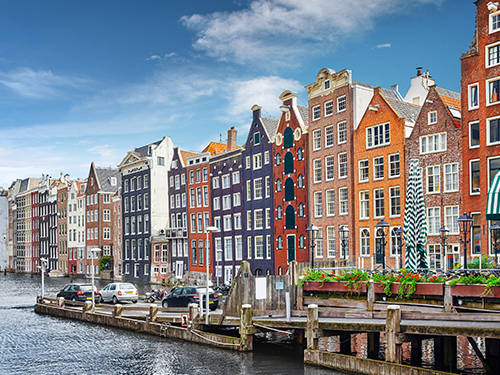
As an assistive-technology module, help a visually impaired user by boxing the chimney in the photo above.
[227,127,237,151]
[252,104,261,123]
[416,67,423,77]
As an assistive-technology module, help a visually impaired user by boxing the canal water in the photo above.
[0,273,340,375]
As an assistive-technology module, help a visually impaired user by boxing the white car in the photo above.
[100,282,138,304]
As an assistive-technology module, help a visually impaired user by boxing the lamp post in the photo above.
[439,226,449,271]
[395,227,404,270]
[90,248,101,313]
[338,226,349,267]
[216,248,222,287]
[491,224,500,266]
[205,226,219,325]
[306,224,319,269]
[375,219,390,270]
[457,212,473,272]
[38,258,48,300]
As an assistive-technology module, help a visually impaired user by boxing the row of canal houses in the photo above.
[3,1,499,285]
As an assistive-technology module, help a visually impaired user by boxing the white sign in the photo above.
[255,277,267,300]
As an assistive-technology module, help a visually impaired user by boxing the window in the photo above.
[470,159,480,194]
[236,237,243,260]
[326,189,335,216]
[264,151,270,164]
[360,229,370,257]
[181,174,185,185]
[444,163,459,192]
[313,105,321,121]
[359,160,369,182]
[247,210,252,229]
[490,11,500,33]
[313,129,321,150]
[298,203,305,217]
[427,165,440,193]
[213,197,220,210]
[488,43,500,67]
[213,177,219,189]
[337,95,346,112]
[325,100,333,116]
[367,123,390,148]
[275,153,281,166]
[389,154,400,178]
[338,153,347,178]
[470,121,480,148]
[254,132,260,145]
[277,236,283,250]
[337,121,347,144]
[253,154,262,169]
[285,205,295,229]
[175,175,180,190]
[360,191,369,219]
[233,193,241,207]
[313,159,322,183]
[373,156,384,180]
[266,208,271,228]
[284,152,294,174]
[203,186,209,206]
[223,195,231,210]
[284,127,293,148]
[472,213,482,255]
[299,234,305,249]
[445,206,459,234]
[428,207,441,235]
[245,156,251,169]
[103,227,110,240]
[276,178,282,192]
[157,157,164,166]
[487,77,500,105]
[169,176,174,188]
[420,133,446,154]
[325,125,334,147]
[324,79,330,90]
[469,83,479,110]
[225,238,233,261]
[234,214,242,230]
[222,174,230,189]
[374,189,384,218]
[428,244,442,269]
[103,209,110,222]
[195,169,201,183]
[224,215,232,231]
[265,176,271,198]
[389,186,401,217]
[314,191,322,217]
[254,209,263,229]
[189,170,194,184]
[203,168,208,182]
[277,206,282,220]
[339,187,348,215]
[428,111,437,125]
[297,148,303,160]
[189,188,195,208]
[284,178,294,201]
[247,237,252,259]
[315,227,323,258]
[254,178,263,199]
[297,175,304,189]
[488,116,500,144]
[325,156,334,181]
[490,157,500,187]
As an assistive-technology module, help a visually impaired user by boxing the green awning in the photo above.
[487,170,500,220]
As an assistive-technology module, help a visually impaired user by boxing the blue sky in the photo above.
[0,0,474,187]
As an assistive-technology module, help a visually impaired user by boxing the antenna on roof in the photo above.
[220,133,222,142]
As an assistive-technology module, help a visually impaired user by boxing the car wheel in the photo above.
[162,300,168,308]
[132,300,137,304]
[112,296,118,305]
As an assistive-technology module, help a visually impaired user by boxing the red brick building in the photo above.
[272,90,309,274]
[461,0,500,259]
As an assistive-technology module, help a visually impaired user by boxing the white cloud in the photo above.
[0,67,88,99]
[146,55,161,60]
[182,0,443,67]
[373,43,392,49]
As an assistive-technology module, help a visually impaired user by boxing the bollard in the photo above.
[113,304,123,318]
[83,301,92,313]
[386,305,402,363]
[306,304,320,350]
[149,304,158,322]
[444,282,452,313]
[239,304,254,351]
[58,297,65,308]
[367,279,374,311]
[189,303,199,330]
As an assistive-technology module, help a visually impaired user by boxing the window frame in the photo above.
[469,121,480,148]
[487,115,500,145]
[337,95,346,113]
[359,159,369,183]
[312,129,321,151]
[312,105,321,121]
[444,163,459,193]
[366,122,390,149]
[487,41,500,68]
[337,121,347,144]
[470,158,481,195]
[426,165,441,194]
[359,190,369,220]
[428,111,437,125]
[486,76,500,106]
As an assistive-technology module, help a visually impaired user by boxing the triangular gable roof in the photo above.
[203,142,227,156]
[179,149,197,166]
[117,151,144,169]
[380,90,421,123]
[95,166,121,194]
[261,117,279,141]
[434,86,461,128]
[134,139,162,157]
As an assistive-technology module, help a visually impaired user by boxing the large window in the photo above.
[359,160,369,182]
[326,189,335,216]
[374,189,384,218]
[490,11,500,33]
[312,129,321,150]
[284,152,294,174]
[444,163,458,192]
[428,207,441,235]
[367,122,390,148]
[488,116,500,144]
[339,187,348,215]
[254,210,263,229]
[325,125,334,147]
[360,191,369,219]
[374,156,384,180]
[420,133,447,154]
[389,154,400,178]
[254,178,263,199]
[312,105,321,121]
[470,121,480,148]
[314,191,322,217]
[488,43,500,67]
[285,205,295,229]
[488,77,500,105]
[427,165,440,193]
[284,127,294,148]
[325,156,334,181]
[337,95,346,112]
[338,153,347,178]
[337,121,347,144]
[325,100,333,117]
[445,206,459,234]
[253,154,262,170]
[470,159,480,194]
[389,186,400,217]
[284,178,294,201]
[360,229,370,257]
[313,159,322,183]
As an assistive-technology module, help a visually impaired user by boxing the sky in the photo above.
[0,0,475,188]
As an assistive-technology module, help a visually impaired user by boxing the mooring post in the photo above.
[149,304,158,323]
[83,301,92,313]
[296,280,304,311]
[189,303,199,330]
[239,304,253,351]
[306,304,320,350]
[410,337,422,367]
[367,332,380,360]
[444,282,453,313]
[58,297,65,309]
[385,305,402,364]
[367,279,374,311]
[113,304,123,318]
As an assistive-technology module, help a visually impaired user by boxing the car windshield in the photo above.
[120,284,136,290]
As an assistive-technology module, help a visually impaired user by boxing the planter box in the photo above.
[373,282,443,297]
[450,284,500,298]
[304,281,367,293]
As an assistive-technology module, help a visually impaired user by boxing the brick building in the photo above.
[56,173,70,276]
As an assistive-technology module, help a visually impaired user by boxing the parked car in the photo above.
[161,286,219,310]
[99,282,138,304]
[57,284,102,302]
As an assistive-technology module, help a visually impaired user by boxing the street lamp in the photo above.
[395,227,404,270]
[375,219,390,270]
[457,212,473,272]
[306,224,319,269]
[491,224,500,266]
[440,226,449,271]
[205,226,219,325]
[216,248,222,287]
[37,258,48,300]
[90,248,101,313]
[338,226,349,267]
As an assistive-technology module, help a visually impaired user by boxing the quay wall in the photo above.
[304,350,455,375]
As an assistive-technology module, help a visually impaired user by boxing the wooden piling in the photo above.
[385,305,402,364]
[113,304,123,318]
[367,280,374,311]
[239,304,253,351]
[149,304,158,322]
[306,304,320,350]
[83,301,92,313]
[444,283,452,313]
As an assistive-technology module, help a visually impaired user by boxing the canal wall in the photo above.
[304,350,455,375]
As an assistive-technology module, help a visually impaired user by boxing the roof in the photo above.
[297,105,309,127]
[180,150,197,165]
[261,117,279,139]
[383,96,422,122]
[203,142,228,156]
[95,167,121,193]
[353,80,402,101]
[134,139,162,157]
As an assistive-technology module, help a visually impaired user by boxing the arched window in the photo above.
[284,152,294,174]
[266,269,271,275]
[284,127,294,148]
[275,153,281,166]
[361,229,370,257]
[297,148,303,160]
[255,269,262,277]
[299,234,305,248]
[298,203,305,217]
[277,205,282,219]
[278,266,282,275]
[285,205,295,229]
[390,227,399,256]
[277,236,283,249]
[276,178,282,192]
[298,174,304,188]
[285,178,294,201]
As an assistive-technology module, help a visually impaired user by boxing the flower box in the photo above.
[450,284,500,298]
[304,281,367,293]
[373,282,443,296]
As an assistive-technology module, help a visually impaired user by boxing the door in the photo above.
[287,235,295,262]
[175,261,183,279]
[101,284,111,301]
